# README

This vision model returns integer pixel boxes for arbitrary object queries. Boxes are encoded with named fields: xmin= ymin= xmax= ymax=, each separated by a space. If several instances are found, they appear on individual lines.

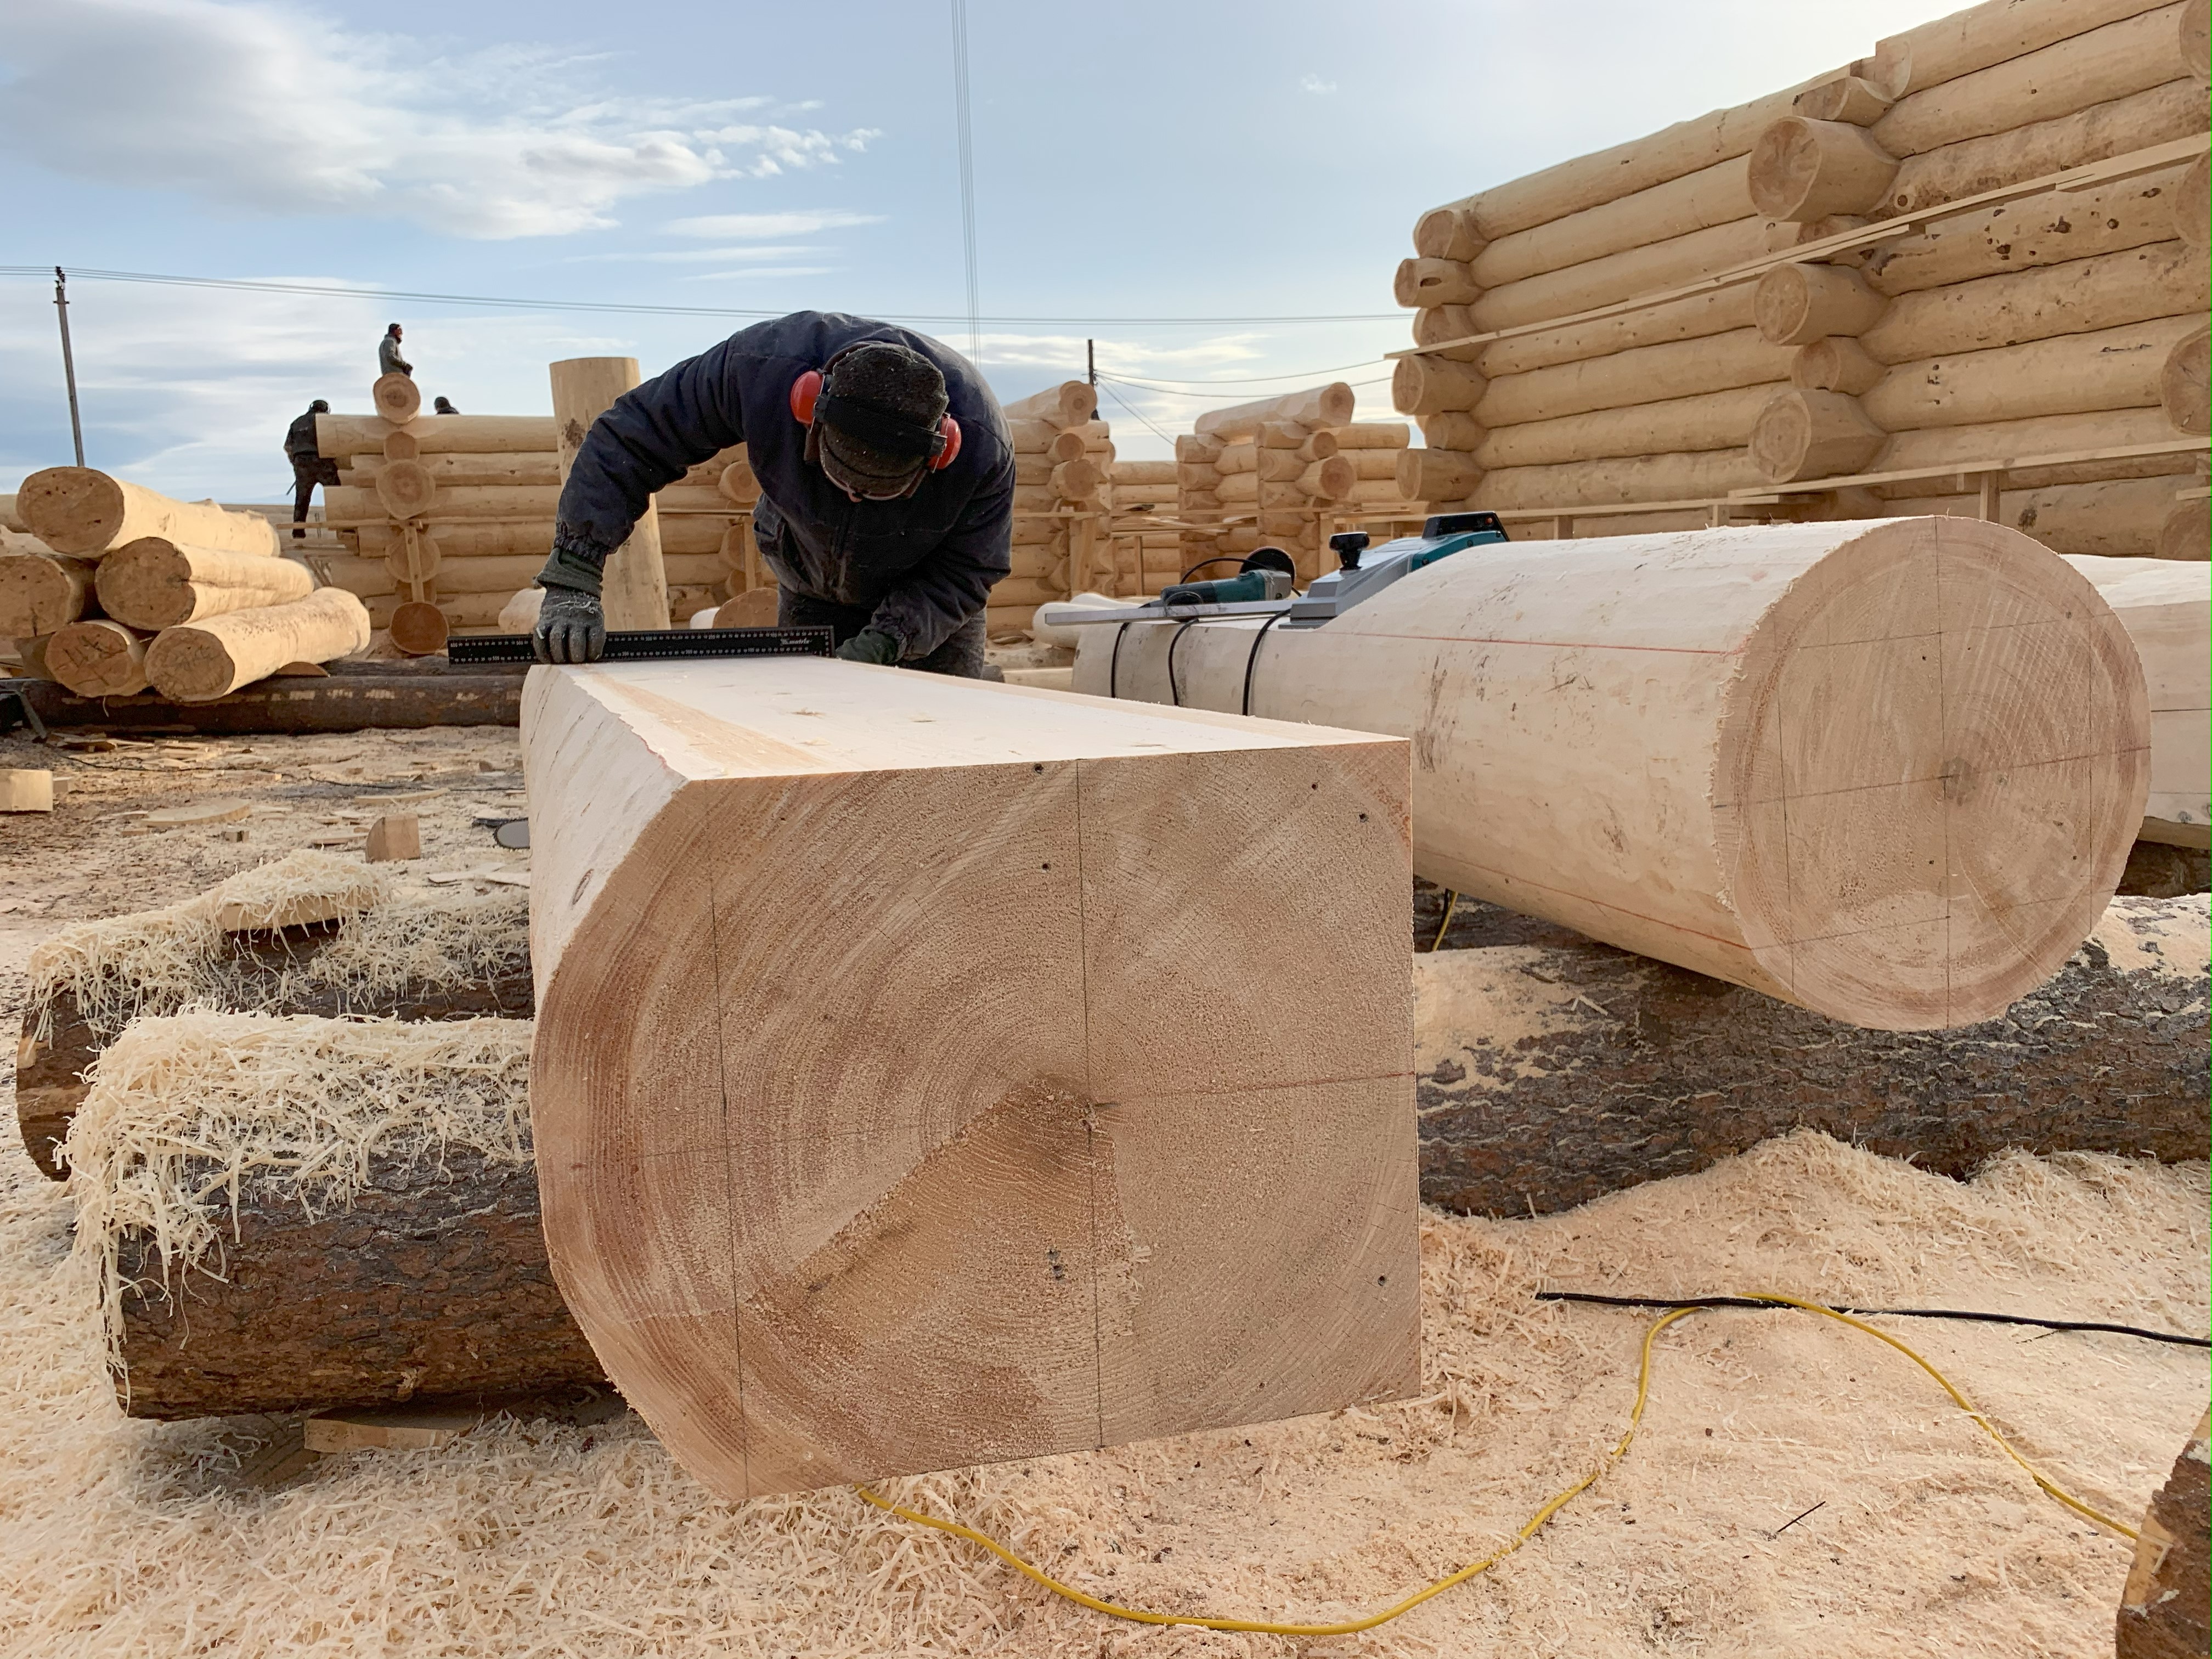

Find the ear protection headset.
xmin=789 ymin=347 xmax=962 ymax=471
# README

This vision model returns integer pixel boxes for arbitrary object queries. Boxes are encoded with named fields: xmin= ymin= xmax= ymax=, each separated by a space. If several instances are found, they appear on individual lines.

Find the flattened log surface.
xmin=1416 ymin=895 xmax=2209 ymax=1217
xmin=115 ymin=1147 xmax=603 ymax=1419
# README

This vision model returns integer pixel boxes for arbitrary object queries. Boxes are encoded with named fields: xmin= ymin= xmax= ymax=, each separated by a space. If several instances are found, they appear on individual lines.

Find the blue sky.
xmin=0 ymin=0 xmax=1945 ymax=500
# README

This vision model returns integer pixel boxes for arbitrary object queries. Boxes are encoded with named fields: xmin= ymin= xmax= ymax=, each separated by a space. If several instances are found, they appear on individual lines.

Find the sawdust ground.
xmin=0 ymin=730 xmax=2204 ymax=1657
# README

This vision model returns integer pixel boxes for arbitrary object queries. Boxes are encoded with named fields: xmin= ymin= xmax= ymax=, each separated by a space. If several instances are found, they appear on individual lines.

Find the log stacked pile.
xmin=3 ymin=469 xmax=369 ymax=701
xmin=1173 ymin=385 xmax=1360 ymax=583
xmin=1107 ymin=459 xmax=1180 ymax=592
xmin=314 ymin=376 xmax=748 ymax=639
xmin=989 ymin=381 xmax=1110 ymax=635
xmin=1393 ymin=0 xmax=2210 ymax=554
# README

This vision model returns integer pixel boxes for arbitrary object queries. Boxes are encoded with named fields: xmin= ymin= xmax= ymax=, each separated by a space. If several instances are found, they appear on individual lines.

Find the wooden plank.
xmin=522 ymin=658 xmax=1419 ymax=1499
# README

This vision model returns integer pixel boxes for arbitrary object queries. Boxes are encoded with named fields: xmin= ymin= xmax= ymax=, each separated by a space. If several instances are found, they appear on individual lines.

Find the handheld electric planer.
xmin=1042 ymin=512 xmax=1510 ymax=630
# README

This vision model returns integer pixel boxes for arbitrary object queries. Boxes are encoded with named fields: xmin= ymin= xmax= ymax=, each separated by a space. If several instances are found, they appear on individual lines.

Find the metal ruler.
xmin=448 ymin=626 xmax=836 ymax=666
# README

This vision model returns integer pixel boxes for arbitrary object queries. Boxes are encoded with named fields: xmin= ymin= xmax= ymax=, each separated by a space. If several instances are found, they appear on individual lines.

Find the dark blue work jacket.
xmin=554 ymin=311 xmax=1013 ymax=654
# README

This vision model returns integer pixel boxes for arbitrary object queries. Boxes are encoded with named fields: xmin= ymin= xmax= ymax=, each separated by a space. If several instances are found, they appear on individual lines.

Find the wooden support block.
xmin=365 ymin=813 xmax=421 ymax=862
xmin=0 ymin=769 xmax=53 ymax=812
xmin=522 ymin=658 xmax=1418 ymax=1498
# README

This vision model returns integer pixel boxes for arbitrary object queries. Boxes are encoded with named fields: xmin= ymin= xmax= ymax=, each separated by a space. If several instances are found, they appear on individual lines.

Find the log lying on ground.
xmin=19 ymin=864 xmax=534 ymax=1178
xmin=522 ymin=656 xmax=1419 ymax=1499
xmin=7 ymin=656 xmax=526 ymax=735
xmin=94 ymin=539 xmax=315 ymax=630
xmin=45 ymin=619 xmax=150 ymax=696
xmin=0 ymin=552 xmax=93 ymax=637
xmin=1414 ymin=893 xmax=2208 ymax=1218
xmin=2067 ymin=555 xmax=2211 ymax=846
xmin=144 ymin=586 xmax=371 ymax=702
xmin=1074 ymin=518 xmax=2150 ymax=1030
xmin=66 ymin=1012 xmax=600 ymax=1420
xmin=15 ymin=470 xmax=280 ymax=558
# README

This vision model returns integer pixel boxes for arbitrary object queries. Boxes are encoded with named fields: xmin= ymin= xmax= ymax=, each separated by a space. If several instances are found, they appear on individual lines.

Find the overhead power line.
xmin=0 ymin=266 xmax=1406 ymax=328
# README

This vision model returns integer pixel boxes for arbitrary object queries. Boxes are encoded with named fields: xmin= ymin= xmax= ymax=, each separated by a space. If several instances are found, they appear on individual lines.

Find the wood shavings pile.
xmin=63 ymin=1012 xmax=533 ymax=1370
xmin=0 ymin=1130 xmax=2201 ymax=1656
xmin=24 ymin=852 xmax=527 ymax=1046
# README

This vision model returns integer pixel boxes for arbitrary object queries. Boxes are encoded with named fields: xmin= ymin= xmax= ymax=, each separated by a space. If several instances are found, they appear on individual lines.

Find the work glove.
xmin=832 ymin=626 xmax=904 ymax=666
xmin=533 ymin=583 xmax=607 ymax=664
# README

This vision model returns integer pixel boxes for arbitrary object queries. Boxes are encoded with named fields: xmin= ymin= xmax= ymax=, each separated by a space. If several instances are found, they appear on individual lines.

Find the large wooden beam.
xmin=522 ymin=657 xmax=1418 ymax=1498
xmin=1074 ymin=518 xmax=2150 ymax=1031
xmin=1414 ymin=893 xmax=2208 ymax=1218
xmin=2067 ymin=556 xmax=2210 ymax=847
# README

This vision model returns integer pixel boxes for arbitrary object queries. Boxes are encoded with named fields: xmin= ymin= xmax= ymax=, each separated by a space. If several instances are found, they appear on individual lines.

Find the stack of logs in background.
xmin=1172 ymin=385 xmax=1421 ymax=584
xmin=1 ymin=472 xmax=371 ymax=701
xmin=312 ymin=363 xmax=766 ymax=642
xmin=987 ymin=380 xmax=1112 ymax=637
xmin=1394 ymin=0 xmax=2209 ymax=556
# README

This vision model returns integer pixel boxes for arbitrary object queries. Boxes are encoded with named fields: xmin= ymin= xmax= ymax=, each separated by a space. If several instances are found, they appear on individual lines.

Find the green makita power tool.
xmin=1154 ymin=548 xmax=1300 ymax=609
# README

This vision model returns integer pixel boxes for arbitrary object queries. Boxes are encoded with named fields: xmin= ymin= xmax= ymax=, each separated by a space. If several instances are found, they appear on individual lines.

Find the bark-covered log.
xmin=115 ymin=1143 xmax=603 ymax=1419
xmin=1414 ymin=894 xmax=2209 ymax=1217
xmin=16 ymin=923 xmax=536 ymax=1179
xmin=9 ymin=657 xmax=527 ymax=735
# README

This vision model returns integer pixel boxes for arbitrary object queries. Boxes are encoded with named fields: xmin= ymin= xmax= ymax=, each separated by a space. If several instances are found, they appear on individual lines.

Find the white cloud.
xmin=663 ymin=210 xmax=887 ymax=239
xmin=683 ymin=267 xmax=841 ymax=282
xmin=567 ymin=245 xmax=829 ymax=264
xmin=0 ymin=0 xmax=880 ymax=238
xmin=1299 ymin=74 xmax=1338 ymax=94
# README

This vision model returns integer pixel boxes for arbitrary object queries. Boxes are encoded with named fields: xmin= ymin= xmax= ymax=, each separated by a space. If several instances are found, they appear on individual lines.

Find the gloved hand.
xmin=832 ymin=626 xmax=904 ymax=666
xmin=532 ymin=583 xmax=606 ymax=664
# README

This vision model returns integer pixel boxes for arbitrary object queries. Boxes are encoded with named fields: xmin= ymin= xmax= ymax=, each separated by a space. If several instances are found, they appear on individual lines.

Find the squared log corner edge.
xmin=519 ymin=658 xmax=1421 ymax=1499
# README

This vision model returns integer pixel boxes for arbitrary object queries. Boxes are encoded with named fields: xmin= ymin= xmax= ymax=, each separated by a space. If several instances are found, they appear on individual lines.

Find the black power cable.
xmin=1240 ymin=610 xmax=1289 ymax=716
xmin=1537 ymin=1291 xmax=2209 ymax=1349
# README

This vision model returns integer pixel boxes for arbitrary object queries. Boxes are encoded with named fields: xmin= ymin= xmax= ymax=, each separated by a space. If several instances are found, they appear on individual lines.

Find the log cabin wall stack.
xmin=990 ymin=380 xmax=1110 ymax=636
xmin=4 ymin=469 xmax=370 ymax=702
xmin=1107 ymin=459 xmax=1181 ymax=592
xmin=1394 ymin=0 xmax=2211 ymax=555
xmin=1742 ymin=0 xmax=2210 ymax=558
xmin=315 ymin=385 xmax=751 ymax=635
xmin=1173 ymin=385 xmax=1361 ymax=584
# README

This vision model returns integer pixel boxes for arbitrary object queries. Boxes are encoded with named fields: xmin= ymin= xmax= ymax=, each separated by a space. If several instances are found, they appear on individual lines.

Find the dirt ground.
xmin=0 ymin=724 xmax=2204 ymax=1657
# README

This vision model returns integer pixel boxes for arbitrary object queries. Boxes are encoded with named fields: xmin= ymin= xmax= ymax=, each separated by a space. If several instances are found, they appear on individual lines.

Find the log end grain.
xmin=2157 ymin=496 xmax=2208 ymax=561
xmin=1750 ymin=387 xmax=1887 ymax=481
xmin=1711 ymin=516 xmax=2149 ymax=1028
xmin=372 ymin=373 xmax=422 ymax=425
xmin=45 ymin=619 xmax=149 ymax=697
xmin=2160 ymin=325 xmax=2208 ymax=435
xmin=1749 ymin=117 xmax=1900 ymax=222
xmin=388 ymin=600 xmax=451 ymax=657
xmin=375 ymin=458 xmax=438 ymax=518
xmin=0 ymin=552 xmax=92 ymax=637
xmin=14 ymin=467 xmax=127 ymax=557
xmin=1413 ymin=204 xmax=1486 ymax=262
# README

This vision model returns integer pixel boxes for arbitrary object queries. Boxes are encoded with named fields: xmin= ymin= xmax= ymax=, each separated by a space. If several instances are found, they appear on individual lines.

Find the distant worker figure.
xmin=283 ymin=398 xmax=340 ymax=541
xmin=531 ymin=311 xmax=1012 ymax=676
xmin=433 ymin=395 xmax=460 ymax=415
xmin=379 ymin=324 xmax=411 ymax=378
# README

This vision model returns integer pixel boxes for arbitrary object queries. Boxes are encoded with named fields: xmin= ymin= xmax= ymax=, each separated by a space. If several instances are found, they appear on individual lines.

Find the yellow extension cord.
xmin=854 ymin=1293 xmax=2141 ymax=1640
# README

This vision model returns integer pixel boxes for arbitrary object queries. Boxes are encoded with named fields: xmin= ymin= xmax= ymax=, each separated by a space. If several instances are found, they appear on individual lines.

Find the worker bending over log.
xmin=531 ymin=311 xmax=1013 ymax=675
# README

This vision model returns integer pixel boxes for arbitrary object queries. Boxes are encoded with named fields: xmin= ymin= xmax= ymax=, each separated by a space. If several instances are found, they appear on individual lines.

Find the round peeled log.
xmin=2158 ymin=497 xmax=2208 ymax=561
xmin=46 ymin=619 xmax=149 ymax=697
xmin=1392 ymin=356 xmax=1487 ymax=417
xmin=375 ymin=458 xmax=439 ymax=519
xmin=1749 ymin=117 xmax=1900 ymax=221
xmin=1751 ymin=388 xmax=1888 ymax=482
xmin=388 ymin=601 xmax=450 ymax=657
xmin=1753 ymin=263 xmax=1889 ymax=346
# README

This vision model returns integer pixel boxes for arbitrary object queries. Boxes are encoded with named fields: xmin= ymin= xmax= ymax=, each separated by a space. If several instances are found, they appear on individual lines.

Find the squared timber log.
xmin=522 ymin=658 xmax=1418 ymax=1499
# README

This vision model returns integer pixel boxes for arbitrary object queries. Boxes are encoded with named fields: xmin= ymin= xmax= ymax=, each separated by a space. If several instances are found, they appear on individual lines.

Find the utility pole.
xmin=54 ymin=268 xmax=84 ymax=467
xmin=1087 ymin=338 xmax=1096 ymax=386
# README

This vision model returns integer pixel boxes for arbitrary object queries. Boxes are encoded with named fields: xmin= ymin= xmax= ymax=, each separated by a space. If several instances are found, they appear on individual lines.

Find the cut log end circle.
xmin=1748 ymin=116 xmax=1899 ymax=223
xmin=16 ymin=467 xmax=127 ymax=556
xmin=1713 ymin=517 xmax=2147 ymax=1030
xmin=372 ymin=373 xmax=423 ymax=426
xmin=2160 ymin=325 xmax=2208 ymax=436
xmin=388 ymin=601 xmax=451 ymax=657
xmin=46 ymin=619 xmax=149 ymax=697
xmin=381 ymin=428 xmax=421 ymax=462
xmin=1750 ymin=387 xmax=1887 ymax=482
xmin=375 ymin=458 xmax=439 ymax=518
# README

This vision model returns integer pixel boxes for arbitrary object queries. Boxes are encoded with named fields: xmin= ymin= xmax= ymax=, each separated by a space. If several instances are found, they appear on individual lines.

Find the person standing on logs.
xmin=531 ymin=311 xmax=1012 ymax=675
xmin=283 ymin=398 xmax=340 ymax=541
xmin=379 ymin=324 xmax=411 ymax=378
xmin=433 ymin=394 xmax=459 ymax=415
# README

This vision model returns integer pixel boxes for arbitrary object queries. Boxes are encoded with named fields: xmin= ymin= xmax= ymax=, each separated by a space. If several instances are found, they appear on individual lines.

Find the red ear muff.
xmin=929 ymin=415 xmax=962 ymax=470
xmin=789 ymin=369 xmax=822 ymax=425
